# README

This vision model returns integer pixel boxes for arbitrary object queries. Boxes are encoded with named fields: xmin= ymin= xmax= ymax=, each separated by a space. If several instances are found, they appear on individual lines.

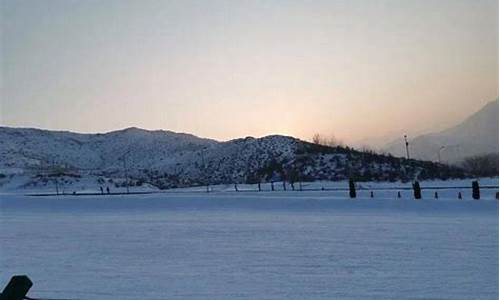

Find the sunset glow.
xmin=1 ymin=0 xmax=498 ymax=146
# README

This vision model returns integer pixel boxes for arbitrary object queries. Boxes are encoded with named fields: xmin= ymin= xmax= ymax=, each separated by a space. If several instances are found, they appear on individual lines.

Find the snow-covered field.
xmin=2 ymin=175 xmax=498 ymax=196
xmin=0 ymin=183 xmax=498 ymax=299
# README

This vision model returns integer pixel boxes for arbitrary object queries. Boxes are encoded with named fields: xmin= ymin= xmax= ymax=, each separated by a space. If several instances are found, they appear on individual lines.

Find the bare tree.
xmin=312 ymin=133 xmax=343 ymax=147
xmin=358 ymin=145 xmax=378 ymax=154
xmin=461 ymin=153 xmax=499 ymax=177
xmin=312 ymin=133 xmax=322 ymax=145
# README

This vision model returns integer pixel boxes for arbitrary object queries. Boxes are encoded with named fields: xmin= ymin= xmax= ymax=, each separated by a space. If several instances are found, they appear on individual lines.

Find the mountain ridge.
xmin=384 ymin=99 xmax=499 ymax=163
xmin=0 ymin=126 xmax=466 ymax=189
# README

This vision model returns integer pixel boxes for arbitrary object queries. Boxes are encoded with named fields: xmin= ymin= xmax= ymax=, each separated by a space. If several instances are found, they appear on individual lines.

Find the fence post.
xmin=472 ymin=181 xmax=480 ymax=200
xmin=397 ymin=191 xmax=401 ymax=198
xmin=349 ymin=179 xmax=356 ymax=199
xmin=434 ymin=191 xmax=438 ymax=199
xmin=0 ymin=275 xmax=33 ymax=300
xmin=413 ymin=181 xmax=422 ymax=199
xmin=458 ymin=192 xmax=462 ymax=199
xmin=370 ymin=191 xmax=374 ymax=198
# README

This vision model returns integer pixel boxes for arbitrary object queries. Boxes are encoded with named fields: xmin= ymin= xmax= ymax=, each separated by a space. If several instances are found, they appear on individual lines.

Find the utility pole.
xmin=121 ymin=151 xmax=130 ymax=194
xmin=200 ymin=148 xmax=209 ymax=193
xmin=55 ymin=178 xmax=59 ymax=195
xmin=52 ymin=159 xmax=59 ymax=195
xmin=404 ymin=135 xmax=410 ymax=160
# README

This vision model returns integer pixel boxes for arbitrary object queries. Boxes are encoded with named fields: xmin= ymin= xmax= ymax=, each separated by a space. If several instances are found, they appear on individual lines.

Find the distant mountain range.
xmin=385 ymin=99 xmax=499 ymax=163
xmin=0 ymin=126 xmax=464 ymax=189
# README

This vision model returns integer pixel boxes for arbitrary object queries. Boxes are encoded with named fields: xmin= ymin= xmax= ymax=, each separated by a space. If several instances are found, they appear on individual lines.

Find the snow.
xmin=0 ymin=181 xmax=498 ymax=299
xmin=141 ymin=177 xmax=500 ymax=200
xmin=384 ymin=99 xmax=499 ymax=162
xmin=0 ymin=174 xmax=160 ymax=195
xmin=3 ymin=176 xmax=498 ymax=204
xmin=0 ymin=126 xmax=469 ymax=190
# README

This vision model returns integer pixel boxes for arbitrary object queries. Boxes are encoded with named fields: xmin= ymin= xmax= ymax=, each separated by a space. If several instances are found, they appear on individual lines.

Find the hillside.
xmin=0 ymin=127 xmax=216 ymax=172
xmin=0 ymin=126 xmax=465 ymax=190
xmin=385 ymin=99 xmax=499 ymax=163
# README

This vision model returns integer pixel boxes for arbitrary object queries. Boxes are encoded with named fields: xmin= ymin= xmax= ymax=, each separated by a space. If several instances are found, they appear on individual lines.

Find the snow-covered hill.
xmin=385 ymin=99 xmax=499 ymax=163
xmin=0 ymin=126 xmax=465 ymax=190
xmin=0 ymin=126 xmax=216 ymax=171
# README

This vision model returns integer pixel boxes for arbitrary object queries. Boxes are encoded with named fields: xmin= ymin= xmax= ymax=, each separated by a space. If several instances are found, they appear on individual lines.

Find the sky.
xmin=1 ymin=0 xmax=498 ymax=146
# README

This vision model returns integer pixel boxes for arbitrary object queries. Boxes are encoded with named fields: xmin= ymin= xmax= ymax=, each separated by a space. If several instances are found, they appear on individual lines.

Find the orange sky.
xmin=1 ymin=0 xmax=498 ymax=147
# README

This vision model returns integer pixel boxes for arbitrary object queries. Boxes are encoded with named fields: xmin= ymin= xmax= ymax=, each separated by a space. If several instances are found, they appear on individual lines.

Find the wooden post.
xmin=0 ymin=275 xmax=33 ymax=300
xmin=413 ymin=181 xmax=422 ymax=199
xmin=349 ymin=179 xmax=356 ymax=199
xmin=458 ymin=192 xmax=462 ymax=199
xmin=434 ymin=191 xmax=438 ymax=199
xmin=397 ymin=191 xmax=401 ymax=198
xmin=472 ymin=181 xmax=480 ymax=200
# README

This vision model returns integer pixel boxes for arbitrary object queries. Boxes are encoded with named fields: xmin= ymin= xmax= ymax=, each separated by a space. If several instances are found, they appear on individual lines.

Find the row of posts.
xmin=348 ymin=179 xmax=497 ymax=200
xmin=229 ymin=180 xmax=496 ymax=200
xmin=232 ymin=181 xmax=301 ymax=192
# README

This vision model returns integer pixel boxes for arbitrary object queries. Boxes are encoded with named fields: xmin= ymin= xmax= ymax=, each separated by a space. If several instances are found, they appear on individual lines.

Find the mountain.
xmin=0 ymin=126 xmax=465 ymax=190
xmin=0 ymin=126 xmax=216 ymax=172
xmin=384 ymin=99 xmax=499 ymax=163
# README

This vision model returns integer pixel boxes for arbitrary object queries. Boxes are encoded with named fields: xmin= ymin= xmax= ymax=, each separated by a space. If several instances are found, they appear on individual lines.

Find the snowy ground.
xmin=2 ymin=174 xmax=498 ymax=197
xmin=0 ymin=183 xmax=498 ymax=299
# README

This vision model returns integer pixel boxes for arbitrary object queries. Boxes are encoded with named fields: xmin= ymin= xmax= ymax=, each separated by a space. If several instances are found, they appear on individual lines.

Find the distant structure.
xmin=404 ymin=135 xmax=410 ymax=160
